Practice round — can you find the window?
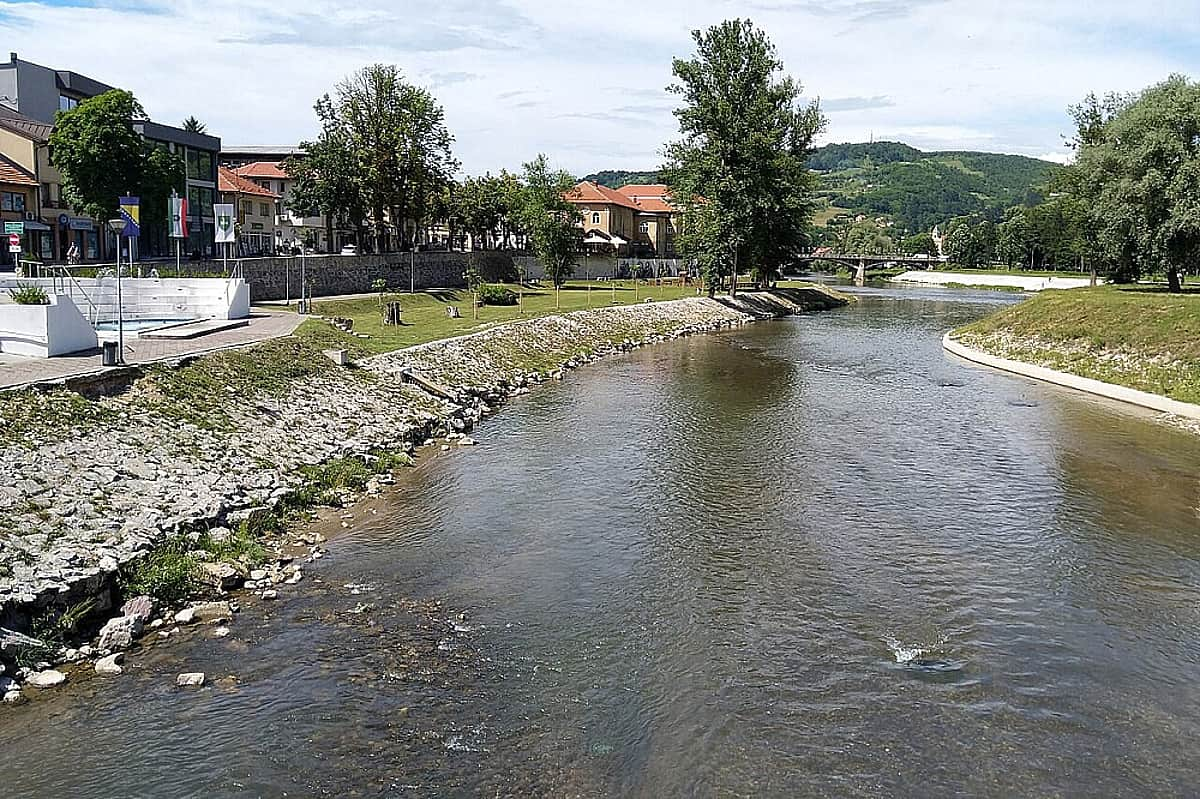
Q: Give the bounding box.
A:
[186,149,201,179]
[58,95,78,113]
[260,202,270,217]
[239,200,253,223]
[1,191,25,212]
[640,221,649,234]
[187,185,214,217]
[196,151,213,180]
[592,212,600,225]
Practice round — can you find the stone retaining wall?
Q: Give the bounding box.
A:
[176,251,519,301]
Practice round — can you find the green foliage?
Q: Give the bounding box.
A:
[121,539,198,605]
[9,283,48,305]
[581,170,663,188]
[663,19,825,290]
[942,216,996,268]
[810,142,1055,233]
[181,116,207,134]
[902,232,938,257]
[477,283,518,306]
[518,154,580,287]
[292,64,458,252]
[199,524,267,565]
[49,90,149,221]
[1064,75,1200,291]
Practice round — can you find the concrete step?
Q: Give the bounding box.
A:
[139,318,249,339]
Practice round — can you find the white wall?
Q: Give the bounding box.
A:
[0,295,98,357]
[0,277,251,322]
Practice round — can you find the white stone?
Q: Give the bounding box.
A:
[176,672,205,687]
[94,653,124,675]
[26,669,66,688]
[98,615,143,651]
[173,607,197,625]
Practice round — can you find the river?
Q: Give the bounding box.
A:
[3,284,1199,797]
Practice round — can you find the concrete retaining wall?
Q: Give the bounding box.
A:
[943,333,1200,420]
[175,251,519,301]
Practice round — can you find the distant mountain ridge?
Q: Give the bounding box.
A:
[584,141,1058,232]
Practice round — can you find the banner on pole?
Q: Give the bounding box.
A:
[169,195,189,239]
[214,203,236,243]
[119,196,140,238]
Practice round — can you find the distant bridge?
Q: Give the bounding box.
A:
[795,252,948,283]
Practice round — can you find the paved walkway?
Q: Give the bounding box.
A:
[0,310,304,390]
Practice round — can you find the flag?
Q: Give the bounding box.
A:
[119,195,140,238]
[214,203,236,243]
[169,195,188,239]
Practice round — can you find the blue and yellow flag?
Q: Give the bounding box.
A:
[119,195,140,238]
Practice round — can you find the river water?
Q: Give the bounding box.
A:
[4,285,1200,797]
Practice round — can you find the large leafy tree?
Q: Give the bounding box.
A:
[663,19,825,293]
[1066,75,1200,291]
[50,90,147,220]
[517,154,579,287]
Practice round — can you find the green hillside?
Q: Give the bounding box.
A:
[581,169,662,188]
[811,141,1057,232]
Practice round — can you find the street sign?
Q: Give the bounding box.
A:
[119,195,140,238]
[8,232,20,253]
[4,222,23,235]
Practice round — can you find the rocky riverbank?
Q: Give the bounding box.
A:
[0,287,847,703]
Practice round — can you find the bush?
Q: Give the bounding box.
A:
[9,283,49,305]
[476,283,518,306]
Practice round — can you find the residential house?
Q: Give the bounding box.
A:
[0,53,221,260]
[229,160,334,253]
[563,181,680,257]
[0,152,37,269]
[217,166,280,256]
[0,107,68,264]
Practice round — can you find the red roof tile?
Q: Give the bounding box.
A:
[233,161,289,180]
[564,181,641,211]
[218,166,280,198]
[616,184,678,213]
[0,154,36,187]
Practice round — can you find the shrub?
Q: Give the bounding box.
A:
[477,283,518,306]
[9,283,49,305]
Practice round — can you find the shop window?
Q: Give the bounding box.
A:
[1,191,25,212]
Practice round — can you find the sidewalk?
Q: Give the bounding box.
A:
[0,310,304,391]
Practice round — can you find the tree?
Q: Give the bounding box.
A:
[50,90,147,220]
[996,206,1033,267]
[1067,75,1200,291]
[943,216,996,268]
[181,116,207,134]
[295,65,458,253]
[663,19,825,293]
[902,231,938,258]
[516,154,579,288]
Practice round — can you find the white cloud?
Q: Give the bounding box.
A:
[0,0,1196,174]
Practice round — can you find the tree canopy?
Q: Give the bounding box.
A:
[1065,75,1200,291]
[516,154,579,287]
[663,19,825,292]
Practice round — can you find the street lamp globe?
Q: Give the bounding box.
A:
[107,218,124,234]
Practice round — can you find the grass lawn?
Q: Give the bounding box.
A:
[279,280,706,356]
[955,285,1200,403]
[813,206,855,227]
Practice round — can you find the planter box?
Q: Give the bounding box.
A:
[0,295,98,357]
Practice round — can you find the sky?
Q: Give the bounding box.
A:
[2,0,1198,175]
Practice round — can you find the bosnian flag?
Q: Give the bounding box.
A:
[169,195,189,239]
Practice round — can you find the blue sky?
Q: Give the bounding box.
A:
[3,0,1198,174]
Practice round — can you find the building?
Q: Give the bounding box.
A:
[220,145,305,168]
[564,181,680,257]
[217,166,280,256]
[0,152,37,268]
[231,160,337,253]
[0,53,221,261]
[0,106,66,265]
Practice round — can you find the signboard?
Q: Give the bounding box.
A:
[4,222,23,235]
[118,195,140,238]
[169,194,189,239]
[214,203,236,244]
[68,217,94,231]
[8,233,20,253]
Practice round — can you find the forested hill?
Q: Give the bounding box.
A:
[811,141,1058,232]
[585,142,1057,234]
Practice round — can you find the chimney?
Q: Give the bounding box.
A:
[9,53,16,64]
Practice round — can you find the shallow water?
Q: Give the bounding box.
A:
[4,285,1200,797]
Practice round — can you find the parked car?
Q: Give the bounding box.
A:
[340,244,358,256]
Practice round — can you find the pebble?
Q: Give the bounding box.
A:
[176,672,205,687]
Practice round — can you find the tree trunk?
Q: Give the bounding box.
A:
[1167,265,1182,293]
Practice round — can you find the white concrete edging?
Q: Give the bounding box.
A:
[943,333,1200,421]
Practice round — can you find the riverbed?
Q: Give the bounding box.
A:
[3,284,1199,797]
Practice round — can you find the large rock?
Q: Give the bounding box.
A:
[189,601,232,623]
[26,669,66,688]
[94,653,124,675]
[198,561,241,591]
[176,672,205,687]
[98,615,143,651]
[119,595,155,623]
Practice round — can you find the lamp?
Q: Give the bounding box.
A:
[107,218,126,363]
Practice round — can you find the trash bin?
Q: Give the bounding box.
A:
[102,340,119,366]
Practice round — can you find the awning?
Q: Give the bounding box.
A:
[24,220,50,231]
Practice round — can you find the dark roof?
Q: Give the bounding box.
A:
[134,119,221,153]
[0,105,52,143]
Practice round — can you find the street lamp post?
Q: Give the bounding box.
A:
[107,218,126,363]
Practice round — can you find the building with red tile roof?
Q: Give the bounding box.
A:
[217,166,280,255]
[563,181,680,257]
